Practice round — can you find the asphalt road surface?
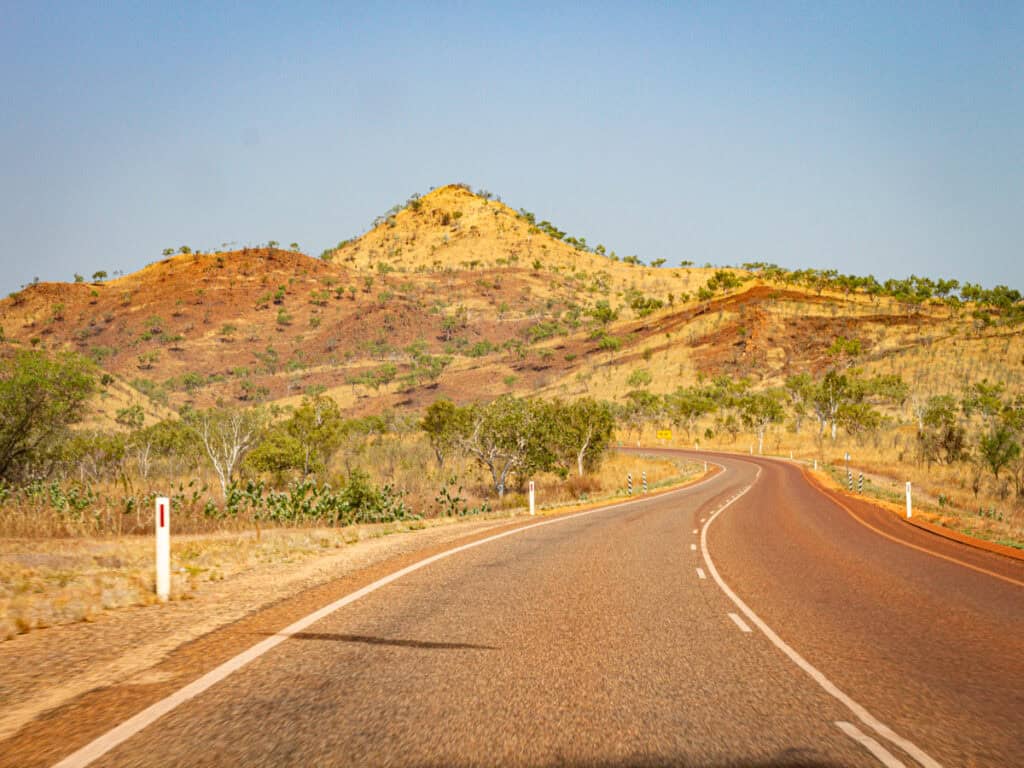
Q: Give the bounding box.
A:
[9,453,1024,767]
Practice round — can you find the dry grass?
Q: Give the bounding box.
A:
[0,518,446,641]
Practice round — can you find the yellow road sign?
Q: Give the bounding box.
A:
[656,429,672,440]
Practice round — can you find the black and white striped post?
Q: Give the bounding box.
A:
[627,473,633,496]
[847,469,853,491]
[641,471,647,494]
[857,473,864,494]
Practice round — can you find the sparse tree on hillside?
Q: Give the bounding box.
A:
[979,424,1019,481]
[810,371,855,441]
[784,373,814,434]
[962,380,1006,426]
[665,386,717,440]
[916,395,966,467]
[627,369,652,388]
[620,389,664,445]
[587,300,618,326]
[115,404,145,431]
[827,336,862,369]
[739,390,785,454]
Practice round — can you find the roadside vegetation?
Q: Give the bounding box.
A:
[0,349,698,539]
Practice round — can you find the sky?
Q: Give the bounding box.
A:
[1,1,1021,295]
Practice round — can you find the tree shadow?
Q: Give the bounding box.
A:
[274,632,497,651]
[414,751,847,768]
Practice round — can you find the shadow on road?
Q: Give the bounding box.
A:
[272,632,498,650]
[414,751,845,768]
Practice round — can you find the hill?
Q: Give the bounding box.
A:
[0,184,1021,429]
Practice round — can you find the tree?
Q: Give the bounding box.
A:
[286,394,345,476]
[92,271,107,282]
[61,429,125,483]
[827,336,862,369]
[916,395,966,466]
[978,425,1019,480]
[245,427,304,479]
[627,369,652,388]
[811,371,848,440]
[551,398,615,477]
[784,373,814,434]
[420,399,468,470]
[115,404,146,430]
[962,380,1005,426]
[666,386,717,439]
[620,390,663,444]
[587,300,618,326]
[739,391,785,454]
[838,401,885,442]
[0,350,96,483]
[186,406,267,499]
[459,396,554,498]
[132,418,202,479]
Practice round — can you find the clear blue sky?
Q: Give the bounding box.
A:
[2,2,1021,295]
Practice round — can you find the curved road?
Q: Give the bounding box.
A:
[5,453,1023,767]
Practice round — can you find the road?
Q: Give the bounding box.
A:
[5,453,1023,767]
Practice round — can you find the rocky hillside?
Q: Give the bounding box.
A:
[1,184,1021,428]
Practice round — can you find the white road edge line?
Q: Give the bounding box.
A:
[836,721,908,768]
[52,467,727,768]
[727,612,752,633]
[700,465,942,768]
[696,567,706,580]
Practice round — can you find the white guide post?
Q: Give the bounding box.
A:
[813,459,817,470]
[905,482,912,519]
[155,496,170,602]
[528,480,535,517]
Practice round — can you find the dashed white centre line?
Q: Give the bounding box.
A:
[690,543,697,551]
[728,612,752,633]
[696,567,706,580]
[692,528,698,534]
[836,721,907,767]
